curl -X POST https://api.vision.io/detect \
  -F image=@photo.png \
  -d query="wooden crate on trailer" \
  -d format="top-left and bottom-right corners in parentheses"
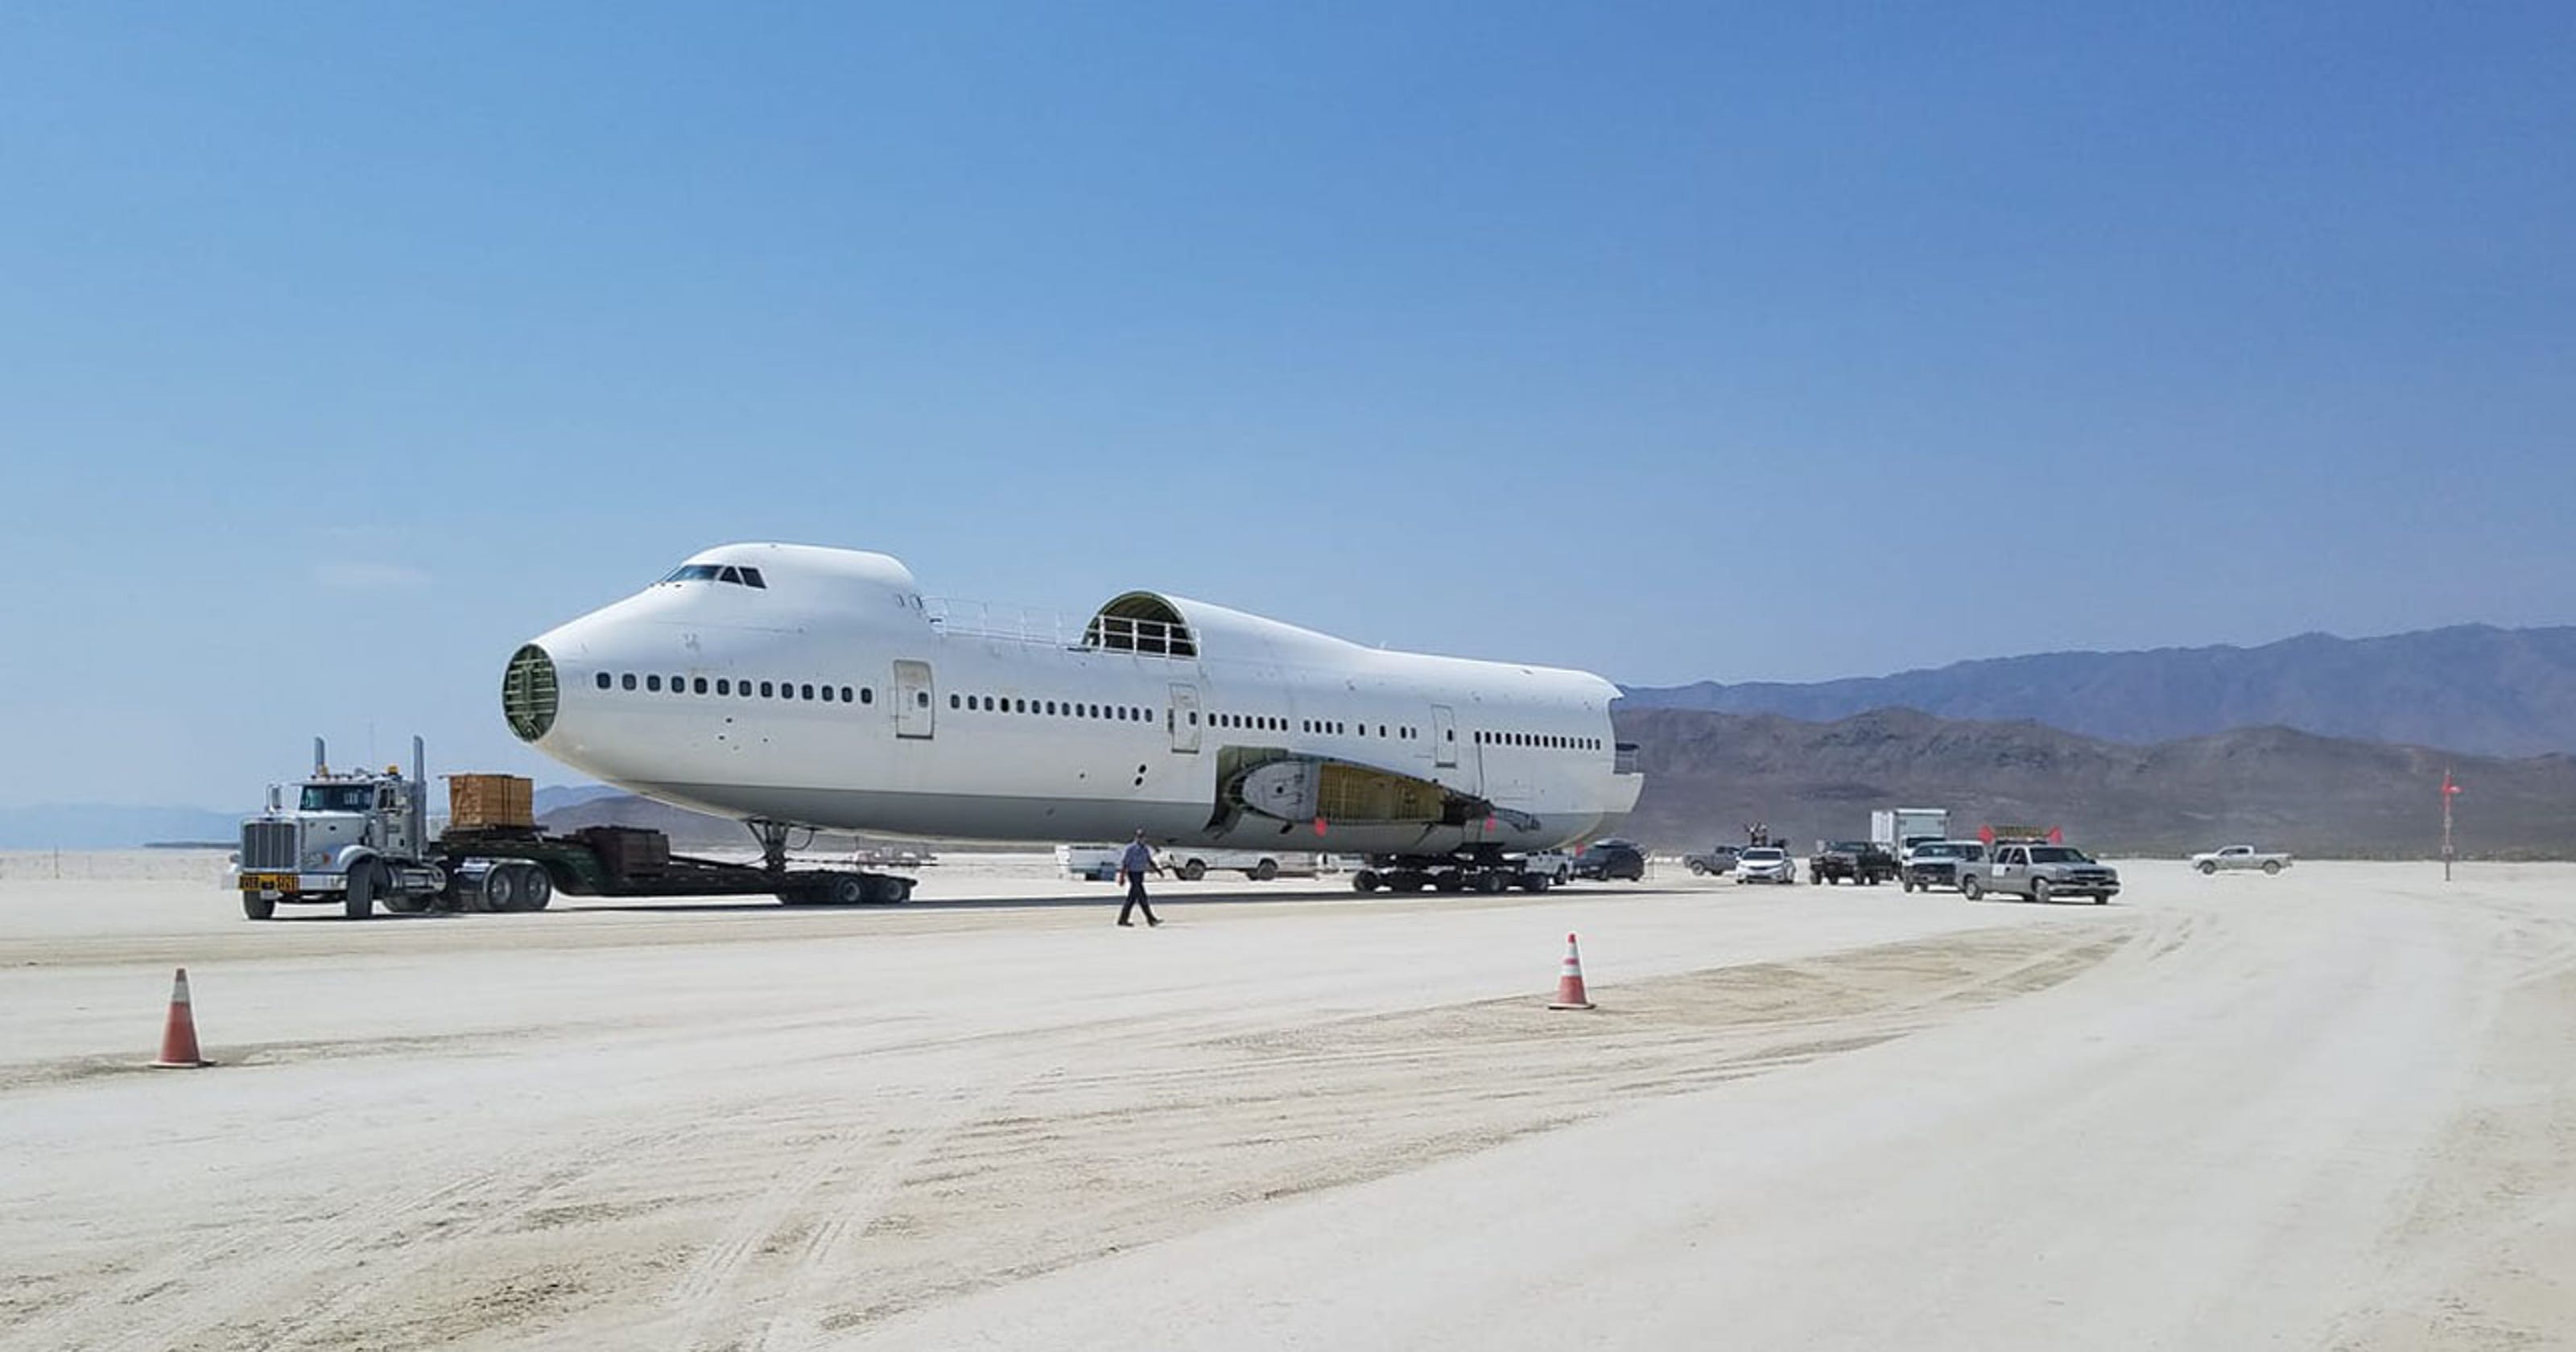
top-left (448, 774), bottom-right (535, 830)
top-left (573, 826), bottom-right (669, 877)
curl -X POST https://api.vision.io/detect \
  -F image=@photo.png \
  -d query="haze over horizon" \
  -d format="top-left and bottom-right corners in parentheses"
top-left (4, 4), bottom-right (2570, 806)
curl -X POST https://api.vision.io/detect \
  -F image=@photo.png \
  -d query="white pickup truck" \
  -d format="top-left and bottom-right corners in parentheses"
top-left (2190, 845), bottom-right (2292, 876)
top-left (1056, 844), bottom-right (1331, 882)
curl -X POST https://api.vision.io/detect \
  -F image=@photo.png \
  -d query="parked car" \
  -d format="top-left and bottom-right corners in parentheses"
top-left (1160, 849), bottom-right (1331, 881)
top-left (2190, 845), bottom-right (2292, 876)
top-left (1900, 840), bottom-right (1987, 892)
top-left (1734, 847), bottom-right (1796, 884)
top-left (1569, 838), bottom-right (1646, 882)
top-left (1959, 843), bottom-right (2120, 905)
top-left (1809, 840), bottom-right (1898, 886)
top-left (1682, 844), bottom-right (1740, 876)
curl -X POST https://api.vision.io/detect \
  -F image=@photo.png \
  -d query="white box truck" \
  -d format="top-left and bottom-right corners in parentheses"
top-left (1870, 807), bottom-right (1951, 859)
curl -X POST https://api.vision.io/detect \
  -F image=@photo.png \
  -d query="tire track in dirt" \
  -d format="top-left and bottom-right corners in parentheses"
top-left (10, 1115), bottom-right (718, 1352)
top-left (741, 1072), bottom-right (1055, 1352)
top-left (780, 921), bottom-right (2140, 1336)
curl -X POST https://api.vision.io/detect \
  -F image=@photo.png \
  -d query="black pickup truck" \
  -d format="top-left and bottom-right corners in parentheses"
top-left (1808, 841), bottom-right (1898, 886)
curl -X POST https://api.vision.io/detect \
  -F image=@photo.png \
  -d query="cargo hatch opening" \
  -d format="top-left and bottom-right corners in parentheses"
top-left (1084, 592), bottom-right (1196, 658)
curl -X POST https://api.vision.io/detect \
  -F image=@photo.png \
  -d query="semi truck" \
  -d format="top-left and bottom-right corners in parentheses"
top-left (233, 738), bottom-right (916, 920)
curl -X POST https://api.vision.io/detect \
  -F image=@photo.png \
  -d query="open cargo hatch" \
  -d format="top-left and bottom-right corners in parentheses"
top-left (1225, 753), bottom-right (1539, 832)
top-left (1084, 592), bottom-right (1197, 658)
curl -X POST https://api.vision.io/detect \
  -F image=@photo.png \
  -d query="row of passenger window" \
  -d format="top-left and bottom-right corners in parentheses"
top-left (1476, 729), bottom-right (1600, 751)
top-left (595, 670), bottom-right (873, 704)
top-left (1263, 715), bottom-right (1420, 740)
top-left (592, 666), bottom-right (1596, 752)
top-left (952, 693), bottom-right (1156, 723)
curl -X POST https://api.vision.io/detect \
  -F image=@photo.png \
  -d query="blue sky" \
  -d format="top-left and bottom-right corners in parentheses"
top-left (2, 2), bottom-right (2570, 807)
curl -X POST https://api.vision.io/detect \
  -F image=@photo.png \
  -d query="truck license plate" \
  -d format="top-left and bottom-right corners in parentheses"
top-left (242, 872), bottom-right (298, 893)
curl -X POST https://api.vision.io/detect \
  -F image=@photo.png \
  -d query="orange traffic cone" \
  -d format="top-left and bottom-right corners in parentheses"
top-left (1548, 933), bottom-right (1596, 1011)
top-left (151, 967), bottom-right (209, 1069)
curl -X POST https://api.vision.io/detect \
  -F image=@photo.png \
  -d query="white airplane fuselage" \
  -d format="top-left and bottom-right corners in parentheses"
top-left (507, 544), bottom-right (1642, 855)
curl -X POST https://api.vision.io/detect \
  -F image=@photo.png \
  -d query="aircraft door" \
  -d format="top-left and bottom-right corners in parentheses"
top-left (893, 661), bottom-right (935, 739)
top-left (1430, 705), bottom-right (1458, 768)
top-left (1168, 682), bottom-right (1202, 752)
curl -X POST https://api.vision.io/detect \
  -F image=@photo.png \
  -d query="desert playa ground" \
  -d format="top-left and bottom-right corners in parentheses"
top-left (2, 855), bottom-right (2570, 1350)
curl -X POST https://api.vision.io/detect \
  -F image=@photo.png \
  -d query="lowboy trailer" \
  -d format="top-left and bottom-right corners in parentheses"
top-left (234, 738), bottom-right (914, 920)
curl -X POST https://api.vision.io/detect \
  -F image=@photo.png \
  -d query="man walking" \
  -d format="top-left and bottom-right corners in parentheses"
top-left (1117, 829), bottom-right (1163, 927)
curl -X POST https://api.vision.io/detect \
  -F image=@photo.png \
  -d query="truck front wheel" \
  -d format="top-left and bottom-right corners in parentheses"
top-left (243, 892), bottom-right (275, 921)
top-left (345, 861), bottom-right (380, 921)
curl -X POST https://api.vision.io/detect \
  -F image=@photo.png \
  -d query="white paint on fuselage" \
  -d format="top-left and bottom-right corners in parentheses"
top-left (522, 544), bottom-right (1642, 852)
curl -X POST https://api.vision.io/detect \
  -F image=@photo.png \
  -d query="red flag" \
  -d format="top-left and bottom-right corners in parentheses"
top-left (1976, 824), bottom-right (1996, 845)
top-left (2047, 826), bottom-right (2063, 844)
top-left (2442, 769), bottom-right (2462, 797)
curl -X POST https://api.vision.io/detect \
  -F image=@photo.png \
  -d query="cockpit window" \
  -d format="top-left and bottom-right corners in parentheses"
top-left (661, 563), bottom-right (768, 588)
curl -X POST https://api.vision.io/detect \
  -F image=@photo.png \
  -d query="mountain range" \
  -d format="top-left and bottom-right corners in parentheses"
top-left (1611, 706), bottom-right (2574, 858)
top-left (1621, 624), bottom-right (2576, 757)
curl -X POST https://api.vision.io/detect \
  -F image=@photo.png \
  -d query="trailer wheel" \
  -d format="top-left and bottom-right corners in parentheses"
top-left (1520, 872), bottom-right (1551, 892)
top-left (345, 861), bottom-right (380, 921)
top-left (886, 876), bottom-right (914, 905)
top-left (824, 873), bottom-right (869, 905)
top-left (476, 865), bottom-right (516, 914)
top-left (1352, 869), bottom-right (1381, 893)
top-left (242, 892), bottom-right (275, 921)
top-left (1476, 872), bottom-right (1508, 895)
top-left (1252, 858), bottom-right (1278, 881)
top-left (516, 865), bottom-right (553, 911)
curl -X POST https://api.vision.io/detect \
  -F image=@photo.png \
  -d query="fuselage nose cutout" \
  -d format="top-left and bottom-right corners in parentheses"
top-left (503, 643), bottom-right (559, 742)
